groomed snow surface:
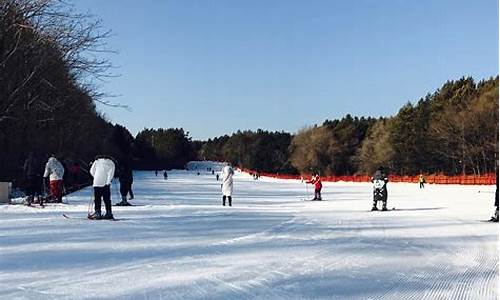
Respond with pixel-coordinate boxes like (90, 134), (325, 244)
(1, 161), (498, 300)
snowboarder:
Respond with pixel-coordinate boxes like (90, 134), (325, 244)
(221, 165), (234, 206)
(489, 170), (499, 222)
(307, 173), (322, 200)
(116, 160), (134, 206)
(163, 170), (168, 180)
(43, 154), (65, 203)
(419, 174), (426, 189)
(371, 167), (389, 211)
(88, 155), (116, 219)
(23, 152), (43, 206)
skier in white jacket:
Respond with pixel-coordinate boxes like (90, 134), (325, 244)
(221, 165), (234, 206)
(88, 155), (116, 219)
(43, 155), (65, 203)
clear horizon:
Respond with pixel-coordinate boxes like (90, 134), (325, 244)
(72, 0), (499, 140)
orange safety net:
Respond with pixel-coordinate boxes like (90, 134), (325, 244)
(240, 168), (496, 185)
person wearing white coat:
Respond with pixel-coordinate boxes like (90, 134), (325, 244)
(43, 155), (65, 203)
(88, 155), (116, 219)
(221, 165), (234, 206)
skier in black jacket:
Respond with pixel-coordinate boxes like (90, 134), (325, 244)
(23, 152), (43, 206)
(371, 167), (389, 211)
(116, 160), (134, 206)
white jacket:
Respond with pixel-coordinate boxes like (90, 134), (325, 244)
(90, 158), (115, 187)
(43, 157), (65, 181)
(221, 165), (234, 196)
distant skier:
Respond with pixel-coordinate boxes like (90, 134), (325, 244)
(23, 152), (43, 206)
(490, 170), (499, 222)
(419, 174), (426, 189)
(155, 170), (158, 177)
(163, 170), (168, 180)
(307, 173), (322, 200)
(216, 173), (219, 181)
(221, 165), (234, 206)
(43, 154), (65, 203)
(88, 155), (116, 219)
(116, 160), (134, 206)
(371, 167), (389, 211)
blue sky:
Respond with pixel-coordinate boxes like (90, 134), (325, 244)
(72, 0), (498, 140)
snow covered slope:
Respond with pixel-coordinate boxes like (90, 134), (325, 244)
(0, 166), (498, 299)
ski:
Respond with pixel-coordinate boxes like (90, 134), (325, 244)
(10, 202), (44, 208)
(369, 207), (396, 212)
(62, 214), (122, 221)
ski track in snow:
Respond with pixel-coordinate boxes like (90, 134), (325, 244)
(0, 162), (498, 299)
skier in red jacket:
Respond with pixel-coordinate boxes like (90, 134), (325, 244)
(307, 173), (323, 200)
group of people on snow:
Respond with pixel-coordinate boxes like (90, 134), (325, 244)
(21, 152), (135, 220)
(23, 153), (65, 206)
(21, 153), (499, 222)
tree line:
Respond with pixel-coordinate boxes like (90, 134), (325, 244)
(0, 1), (195, 187)
(201, 76), (498, 176)
(1, 1), (497, 190)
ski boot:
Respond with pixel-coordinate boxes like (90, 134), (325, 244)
(88, 211), (102, 220)
(489, 209), (499, 222)
(101, 212), (114, 220)
(371, 200), (378, 211)
(116, 197), (131, 206)
(381, 202), (388, 211)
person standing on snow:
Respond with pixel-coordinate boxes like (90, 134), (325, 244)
(43, 154), (65, 203)
(116, 160), (134, 206)
(418, 174), (426, 189)
(88, 155), (116, 219)
(371, 167), (389, 211)
(23, 152), (43, 206)
(221, 165), (234, 206)
(307, 173), (323, 200)
(490, 170), (499, 222)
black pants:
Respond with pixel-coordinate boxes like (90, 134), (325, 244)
(314, 188), (322, 200)
(25, 176), (42, 197)
(419, 182), (424, 189)
(94, 185), (112, 214)
(223, 195), (232, 206)
(373, 188), (388, 208)
(120, 181), (134, 199)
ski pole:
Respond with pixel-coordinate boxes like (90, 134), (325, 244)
(113, 180), (121, 203)
(304, 177), (309, 198)
(87, 189), (94, 216)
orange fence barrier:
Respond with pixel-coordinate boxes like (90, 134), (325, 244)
(240, 168), (496, 185)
